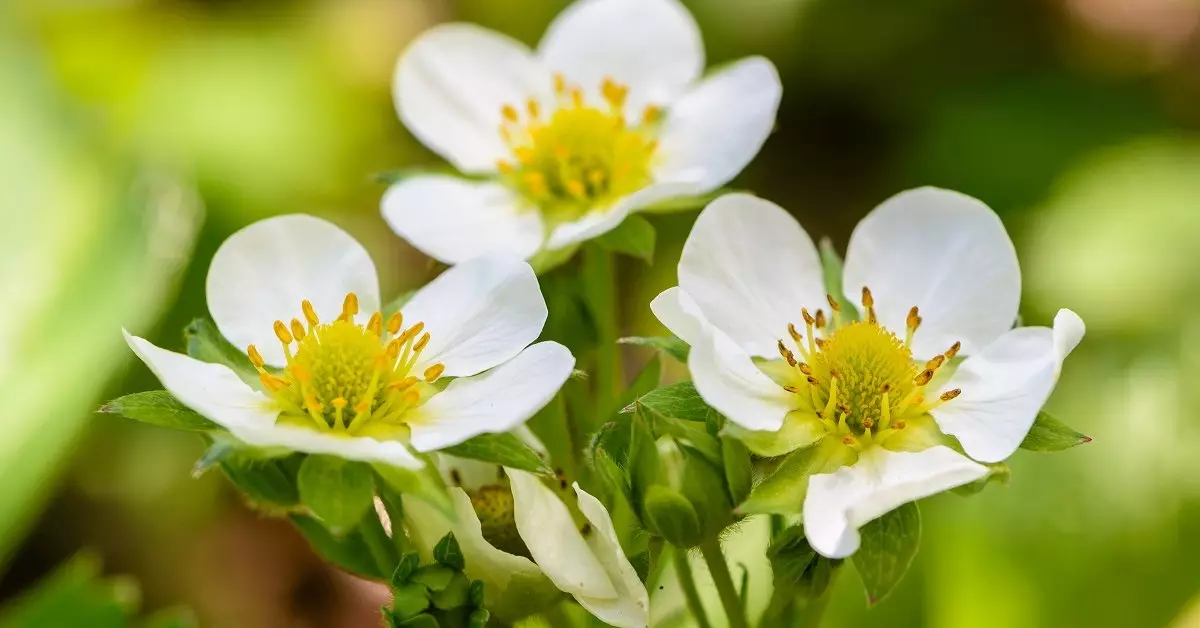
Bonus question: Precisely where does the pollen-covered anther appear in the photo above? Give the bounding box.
[814,309,827,329]
[944,341,961,360]
[914,369,935,386]
[302,300,319,327]
[940,389,962,402]
[861,286,877,324]
[826,294,841,312]
[367,312,383,337]
[387,312,402,335]
[290,319,306,341]
[424,363,445,383]
[247,344,265,368]
[777,340,797,366]
[341,292,359,320]
[273,320,293,345]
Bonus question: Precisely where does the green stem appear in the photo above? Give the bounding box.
[360,510,398,578]
[699,539,748,628]
[795,569,839,628]
[581,245,622,419]
[674,548,713,628]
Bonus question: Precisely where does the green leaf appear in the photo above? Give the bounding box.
[640,188,743,214]
[627,411,661,507]
[391,552,421,587]
[852,502,921,605]
[625,381,718,423]
[617,335,689,363]
[440,433,551,475]
[762,525,842,624]
[183,318,258,387]
[291,515,386,580]
[819,238,858,321]
[1019,411,1091,452]
[741,440,852,515]
[433,533,465,570]
[297,456,377,534]
[595,214,656,263]
[953,461,1011,496]
[612,354,662,419]
[373,461,455,520]
[642,485,702,548]
[98,391,217,432]
[220,453,301,511]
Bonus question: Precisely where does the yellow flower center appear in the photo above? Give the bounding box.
[246,293,445,435]
[775,288,963,449]
[496,75,661,222]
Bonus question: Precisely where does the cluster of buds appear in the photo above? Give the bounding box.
[383,533,489,628]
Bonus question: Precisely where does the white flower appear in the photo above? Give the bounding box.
[383,0,782,264]
[124,214,574,470]
[652,189,1086,558]
[405,441,649,627]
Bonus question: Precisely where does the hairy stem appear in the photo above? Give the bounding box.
[699,538,748,628]
[675,548,713,628]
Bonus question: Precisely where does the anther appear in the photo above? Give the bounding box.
[925,355,945,370]
[273,320,293,345]
[566,179,587,199]
[501,104,519,123]
[389,376,418,390]
[799,363,813,376]
[387,312,402,335]
[940,389,962,402]
[553,73,566,94]
[914,369,935,386]
[642,105,662,125]
[814,309,827,329]
[342,292,359,320]
[826,294,841,312]
[424,363,445,382]
[801,308,815,326]
[414,332,431,352]
[862,286,877,324]
[862,417,875,429]
[806,376,819,386]
[247,345,264,368]
[367,312,383,337]
[783,385,800,393]
[945,341,961,360]
[777,340,797,366]
[290,319,306,341]
[526,98,540,119]
[302,300,319,327]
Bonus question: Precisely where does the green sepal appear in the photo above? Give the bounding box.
[1019,411,1091,452]
[433,532,465,570]
[677,446,735,539]
[617,335,690,363]
[953,461,1011,496]
[441,433,552,476]
[468,609,490,628]
[595,214,656,263]
[624,381,718,424]
[430,572,470,610]
[97,391,217,432]
[762,525,842,625]
[220,452,302,512]
[642,485,702,548]
[297,455,376,534]
[373,460,455,520]
[183,318,257,386]
[391,552,421,587]
[627,411,661,508]
[819,238,859,321]
[741,440,851,515]
[852,502,921,605]
[388,583,431,621]
[412,565,455,592]
[291,515,386,580]
[397,612,440,628]
[721,438,753,506]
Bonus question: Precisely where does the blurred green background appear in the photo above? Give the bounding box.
[2,0,1199,626]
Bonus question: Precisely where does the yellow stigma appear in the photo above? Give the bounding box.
[495,76,660,222]
[777,286,964,443]
[247,293,444,435]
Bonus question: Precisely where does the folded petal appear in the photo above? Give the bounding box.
[509,469,617,600]
[649,287,707,347]
[689,326,798,432]
[206,215,380,367]
[931,309,1085,463]
[395,23,553,173]
[409,342,574,452]
[679,194,826,358]
[124,330,276,432]
[804,446,988,558]
[572,483,651,628]
[382,175,545,265]
[402,255,549,377]
[537,0,703,115]
[654,57,782,192]
[842,187,1021,360]
[544,181,700,251]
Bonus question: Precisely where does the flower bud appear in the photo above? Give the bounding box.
[643,484,702,548]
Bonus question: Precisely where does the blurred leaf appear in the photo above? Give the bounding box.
[953,461,1011,496]
[617,335,689,363]
[183,318,257,387]
[1019,411,1091,452]
[441,433,551,476]
[819,237,858,320]
[623,381,717,423]
[852,502,921,605]
[762,526,842,624]
[612,354,662,419]
[220,452,301,512]
[643,485,702,548]
[298,455,376,534]
[291,515,387,580]
[595,214,656,263]
[97,391,217,432]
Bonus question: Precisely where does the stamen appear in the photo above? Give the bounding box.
[526,98,540,119]
[905,306,921,346]
[940,389,961,402]
[424,363,445,383]
[247,345,264,368]
[925,355,945,371]
[914,369,935,386]
[826,294,842,327]
[553,73,567,94]
[367,312,383,337]
[332,397,347,430]
[501,104,519,123]
[290,319,306,342]
[944,341,961,360]
[341,292,359,321]
[777,339,797,367]
[788,322,803,345]
[642,105,662,125]
[861,287,877,324]
[302,300,320,328]
[798,362,813,376]
[814,309,827,330]
[413,332,431,352]
[273,320,293,345]
[387,312,402,335]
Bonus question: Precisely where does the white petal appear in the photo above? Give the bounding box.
[124,330,276,432]
[509,469,617,599]
[931,309,1086,463]
[654,57,782,192]
[689,327,798,432]
[544,181,700,251]
[125,331,424,469]
[723,412,826,458]
[537,0,703,114]
[394,23,552,173]
[401,255,548,377]
[679,194,826,358]
[803,446,988,558]
[649,287,707,347]
[842,187,1021,360]
[382,175,544,265]
[206,215,380,367]
[572,483,651,628]
[409,342,574,452]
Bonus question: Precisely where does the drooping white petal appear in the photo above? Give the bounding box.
[401,255,548,378]
[679,194,826,358]
[649,287,707,347]
[125,331,424,469]
[537,0,703,115]
[124,331,276,432]
[654,57,782,192]
[842,187,1021,360]
[382,175,544,264]
[544,181,701,251]
[394,23,553,173]
[573,483,651,628]
[803,446,989,559]
[409,342,574,453]
[931,309,1086,463]
[206,215,380,367]
[404,487,556,619]
[689,327,798,432]
[509,469,617,600]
